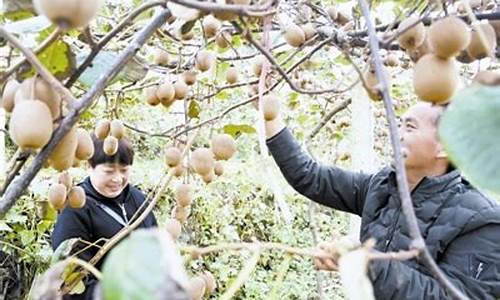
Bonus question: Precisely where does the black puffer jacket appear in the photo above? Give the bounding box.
[267,128,500,300]
[51,177,157,299]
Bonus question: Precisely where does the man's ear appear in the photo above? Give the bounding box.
[436,143,448,159]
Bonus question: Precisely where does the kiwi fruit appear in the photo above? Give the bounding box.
[226,67,238,84]
[214,161,224,176]
[397,16,426,50]
[201,170,215,184]
[413,54,458,103]
[153,49,169,66]
[326,6,338,21]
[384,53,399,67]
[48,183,67,210]
[187,276,206,300]
[174,80,189,100]
[215,31,232,49]
[363,69,382,101]
[195,50,215,72]
[1,80,20,113]
[94,120,110,140]
[428,16,470,58]
[284,23,305,47]
[301,23,316,41]
[49,126,78,171]
[58,171,73,191]
[144,86,160,106]
[202,15,221,38]
[191,148,215,175]
[9,100,53,150]
[103,136,119,156]
[456,49,475,64]
[110,119,125,139]
[473,70,500,86]
[335,10,351,26]
[406,31,432,63]
[156,82,176,107]
[232,0,251,4]
[211,134,236,161]
[491,20,500,44]
[172,205,191,224]
[68,186,86,209]
[182,70,197,86]
[175,183,193,207]
[201,271,216,295]
[165,146,182,167]
[75,128,94,161]
[34,0,100,28]
[15,77,61,120]
[467,22,497,60]
[253,56,265,77]
[172,164,186,177]
[165,218,182,240]
[262,94,280,120]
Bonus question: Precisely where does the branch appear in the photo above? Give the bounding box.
[220,249,261,300]
[65,0,166,88]
[0,28,76,107]
[0,9,171,217]
[308,98,352,140]
[167,0,276,17]
[0,27,63,85]
[358,1,468,299]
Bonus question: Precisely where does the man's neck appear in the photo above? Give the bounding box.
[405,165,448,191]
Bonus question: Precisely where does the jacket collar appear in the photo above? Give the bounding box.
[387,168,462,196]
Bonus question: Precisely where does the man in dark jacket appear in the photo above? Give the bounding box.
[265,102,500,299]
[52,136,157,299]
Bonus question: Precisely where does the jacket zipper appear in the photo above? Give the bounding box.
[118,203,129,224]
[384,207,401,251]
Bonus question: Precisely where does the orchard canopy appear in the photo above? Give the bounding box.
[0,0,499,299]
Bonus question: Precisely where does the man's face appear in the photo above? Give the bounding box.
[89,163,131,198]
[398,103,445,170]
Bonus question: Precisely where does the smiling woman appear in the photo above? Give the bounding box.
[51,135,158,300]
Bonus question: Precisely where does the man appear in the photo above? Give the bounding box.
[265,102,500,299]
[52,136,157,299]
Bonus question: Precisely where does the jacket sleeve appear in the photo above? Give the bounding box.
[368,224,500,300]
[51,206,94,262]
[266,127,372,216]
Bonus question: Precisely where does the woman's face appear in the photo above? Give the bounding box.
[89,163,131,198]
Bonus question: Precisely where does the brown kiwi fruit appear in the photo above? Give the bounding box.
[202,15,221,38]
[109,119,125,139]
[226,67,238,84]
[191,148,215,175]
[174,80,189,100]
[214,161,224,176]
[68,186,86,209]
[467,22,497,60]
[406,30,432,63]
[187,276,206,300]
[49,126,78,171]
[215,31,232,49]
[326,6,338,21]
[363,69,382,101]
[202,170,215,184]
[165,218,182,240]
[473,70,500,86]
[262,94,280,120]
[165,146,182,167]
[413,54,458,103]
[103,136,119,156]
[75,128,94,160]
[58,171,73,191]
[211,134,236,160]
[253,55,265,77]
[9,100,53,150]
[182,70,197,86]
[94,120,110,140]
[201,271,217,295]
[172,164,186,177]
[153,48,169,66]
[172,205,191,224]
[301,23,316,41]
[175,183,193,207]
[156,82,176,107]
[384,53,399,67]
[144,86,160,106]
[335,10,351,26]
[456,49,475,64]
[15,77,61,120]
[429,16,471,58]
[397,16,426,50]
[491,20,500,44]
[34,0,100,28]
[48,183,67,210]
[284,23,305,47]
[1,80,20,113]
[195,50,215,72]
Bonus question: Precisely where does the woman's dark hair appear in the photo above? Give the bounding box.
[88,134,134,168]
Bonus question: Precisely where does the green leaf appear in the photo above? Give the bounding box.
[188,100,201,119]
[334,54,351,66]
[101,229,189,300]
[19,229,35,246]
[439,86,500,198]
[223,124,256,138]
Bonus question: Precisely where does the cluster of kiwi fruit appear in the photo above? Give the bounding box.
[186,271,217,300]
[282,22,317,48]
[94,119,125,156]
[48,171,86,210]
[34,0,100,28]
[362,62,391,101]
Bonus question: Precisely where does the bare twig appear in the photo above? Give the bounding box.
[308,98,352,140]
[167,0,276,17]
[220,249,262,300]
[358,1,468,299]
